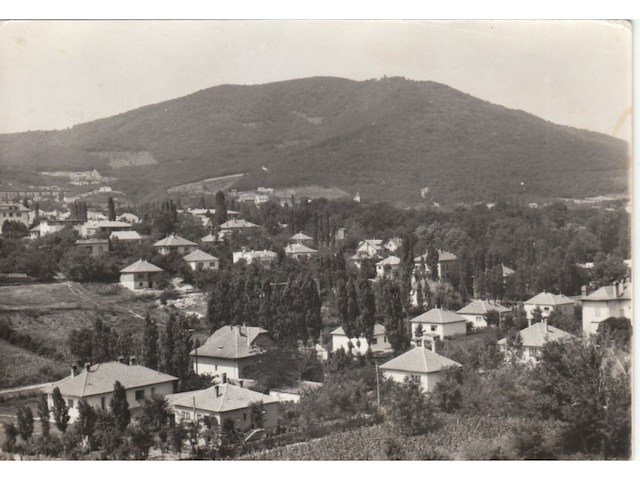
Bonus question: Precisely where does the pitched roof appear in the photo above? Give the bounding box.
[219,219,259,229]
[457,299,511,316]
[497,322,575,348]
[583,283,632,301]
[524,292,575,306]
[285,243,318,254]
[84,220,131,229]
[191,325,271,359]
[502,264,515,276]
[45,362,177,398]
[110,230,142,241]
[331,323,386,337]
[376,255,401,266]
[120,259,164,273]
[358,239,383,248]
[290,232,313,241]
[410,308,466,324]
[201,233,217,242]
[183,248,218,262]
[380,347,461,374]
[76,239,109,245]
[167,383,278,413]
[153,233,197,247]
[414,249,457,263]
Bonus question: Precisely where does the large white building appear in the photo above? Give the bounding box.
[44,360,177,422]
[190,325,276,382]
[581,281,632,335]
[0,203,30,228]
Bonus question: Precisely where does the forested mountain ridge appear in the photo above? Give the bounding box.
[0,76,629,205]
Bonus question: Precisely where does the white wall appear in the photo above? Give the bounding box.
[120,272,160,290]
[331,332,391,355]
[459,313,487,329]
[524,303,575,320]
[411,320,466,340]
[381,369,444,393]
[582,299,632,335]
[173,401,280,433]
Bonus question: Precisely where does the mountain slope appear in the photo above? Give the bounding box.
[0,76,629,205]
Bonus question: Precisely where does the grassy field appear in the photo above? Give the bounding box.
[0,281,193,388]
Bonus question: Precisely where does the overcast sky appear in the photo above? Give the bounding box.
[0,20,632,142]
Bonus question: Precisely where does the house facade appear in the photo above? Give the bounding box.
[410,308,467,341]
[581,281,632,335]
[44,360,177,422]
[190,325,276,382]
[523,292,575,320]
[0,203,30,228]
[456,299,511,329]
[168,383,280,433]
[413,249,458,280]
[75,238,110,256]
[354,239,384,258]
[375,255,401,279]
[119,259,164,290]
[232,249,278,267]
[330,323,392,355]
[380,345,461,393]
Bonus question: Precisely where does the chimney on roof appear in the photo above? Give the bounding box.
[431,339,436,354]
[84,362,91,372]
[215,385,220,397]
[615,281,622,297]
[118,355,125,364]
[71,364,78,377]
[581,285,588,297]
[541,318,548,332]
[129,355,136,366]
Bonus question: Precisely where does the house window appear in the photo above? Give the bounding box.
[430,325,437,332]
[383,336,388,343]
[410,375,421,383]
[543,307,550,311]
[197,262,203,269]
[151,387,156,395]
[243,413,247,421]
[371,338,378,345]
[415,339,422,346]
[476,316,482,322]
[135,390,145,401]
[101,397,106,410]
[68,399,74,409]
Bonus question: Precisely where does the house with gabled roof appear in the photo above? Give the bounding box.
[183,248,219,271]
[375,255,401,279]
[44,360,177,422]
[581,281,632,335]
[190,325,276,382]
[497,319,575,364]
[380,344,461,392]
[383,237,403,253]
[119,259,164,290]
[457,299,511,329]
[523,292,575,320]
[284,243,319,260]
[153,233,197,255]
[330,323,391,355]
[167,383,280,432]
[410,307,467,341]
[355,239,384,258]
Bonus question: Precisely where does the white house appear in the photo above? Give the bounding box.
[190,325,276,382]
[183,249,220,271]
[37,219,84,237]
[153,233,197,256]
[379,344,461,393]
[383,237,403,253]
[581,281,632,335]
[44,360,177,422]
[284,243,319,260]
[497,319,575,364]
[330,323,392,355]
[232,249,278,267]
[0,203,30,228]
[219,219,259,238]
[75,238,110,256]
[269,381,322,404]
[523,292,575,320]
[413,249,458,280]
[410,308,467,342]
[375,255,401,279]
[167,383,280,432]
[110,230,143,243]
[119,259,164,290]
[456,299,511,329]
[117,213,140,224]
[79,220,131,238]
[290,231,314,247]
[354,239,384,258]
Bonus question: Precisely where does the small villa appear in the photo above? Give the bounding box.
[183,248,220,271]
[119,259,164,290]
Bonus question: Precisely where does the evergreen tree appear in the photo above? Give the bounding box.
[426,246,440,281]
[173,317,193,387]
[346,278,360,340]
[37,394,50,438]
[161,314,177,375]
[213,191,228,226]
[77,399,97,444]
[380,280,409,353]
[110,381,131,433]
[142,313,159,370]
[356,276,377,346]
[51,387,70,433]
[107,197,116,221]
[16,406,34,442]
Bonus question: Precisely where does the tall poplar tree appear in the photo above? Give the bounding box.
[110,381,131,433]
[142,313,159,370]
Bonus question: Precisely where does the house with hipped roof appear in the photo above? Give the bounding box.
[44,359,177,422]
[375,255,401,279]
[330,323,391,355]
[413,249,458,280]
[110,230,143,244]
[190,325,276,382]
[75,238,110,256]
[218,219,259,239]
[581,281,632,335]
[523,292,575,320]
[410,308,467,342]
[284,243,319,260]
[290,231,314,247]
[497,319,575,364]
[183,248,219,271]
[119,259,164,290]
[166,383,280,432]
[380,343,461,393]
[232,249,278,267]
[153,233,197,255]
[456,299,511,329]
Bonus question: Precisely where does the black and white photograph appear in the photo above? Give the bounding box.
[0,16,633,463]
